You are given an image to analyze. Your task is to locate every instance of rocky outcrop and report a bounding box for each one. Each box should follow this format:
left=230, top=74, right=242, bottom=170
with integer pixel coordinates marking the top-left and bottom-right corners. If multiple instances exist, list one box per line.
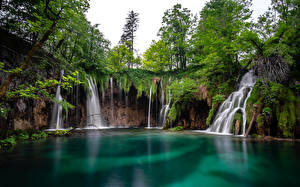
left=100, top=84, right=156, bottom=127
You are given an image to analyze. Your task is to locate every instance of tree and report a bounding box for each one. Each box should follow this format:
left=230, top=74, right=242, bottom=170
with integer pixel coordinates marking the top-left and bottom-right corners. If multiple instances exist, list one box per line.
left=159, top=4, right=192, bottom=70
left=142, top=40, right=171, bottom=71
left=191, top=0, right=253, bottom=84
left=120, top=10, right=139, bottom=68
left=0, top=0, right=90, bottom=100
left=108, top=45, right=132, bottom=72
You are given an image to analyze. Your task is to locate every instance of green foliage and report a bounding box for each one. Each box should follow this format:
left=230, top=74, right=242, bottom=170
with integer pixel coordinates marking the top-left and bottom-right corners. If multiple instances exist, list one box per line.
left=0, top=105, right=10, bottom=118
left=167, top=78, right=198, bottom=123
left=206, top=107, right=216, bottom=126
left=256, top=115, right=265, bottom=128
left=142, top=40, right=171, bottom=71
left=262, top=107, right=272, bottom=116
left=0, top=136, right=17, bottom=149
left=120, top=10, right=139, bottom=61
left=54, top=130, right=71, bottom=136
left=18, top=132, right=29, bottom=141
left=113, top=69, right=160, bottom=98
left=168, top=78, right=198, bottom=104
left=168, top=105, right=177, bottom=122
left=31, top=131, right=48, bottom=140
left=169, top=126, right=184, bottom=131
left=191, top=0, right=253, bottom=83
left=212, top=94, right=225, bottom=105
left=159, top=4, right=192, bottom=70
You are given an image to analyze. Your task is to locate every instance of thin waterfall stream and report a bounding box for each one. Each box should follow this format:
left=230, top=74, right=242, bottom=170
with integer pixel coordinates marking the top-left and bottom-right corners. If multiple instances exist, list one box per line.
left=147, top=84, right=153, bottom=128
left=207, top=71, right=256, bottom=135
left=50, top=70, right=64, bottom=129
left=110, top=77, right=114, bottom=125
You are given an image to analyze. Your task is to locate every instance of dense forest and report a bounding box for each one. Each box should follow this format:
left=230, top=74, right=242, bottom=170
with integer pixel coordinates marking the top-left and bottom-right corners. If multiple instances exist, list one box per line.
left=0, top=0, right=299, bottom=148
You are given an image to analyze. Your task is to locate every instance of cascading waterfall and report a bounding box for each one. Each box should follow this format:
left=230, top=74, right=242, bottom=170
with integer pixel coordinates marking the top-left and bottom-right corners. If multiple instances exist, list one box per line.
left=207, top=71, right=256, bottom=135
left=110, top=77, right=114, bottom=125
left=162, top=90, right=171, bottom=127
left=86, top=77, right=104, bottom=128
left=50, top=70, right=64, bottom=129
left=147, top=85, right=153, bottom=128
left=158, top=77, right=171, bottom=127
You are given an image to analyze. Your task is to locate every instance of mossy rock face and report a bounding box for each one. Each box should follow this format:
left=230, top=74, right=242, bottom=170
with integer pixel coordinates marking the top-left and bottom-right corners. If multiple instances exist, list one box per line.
left=256, top=115, right=265, bottom=135
left=245, top=81, right=299, bottom=138
left=206, top=106, right=216, bottom=126
left=296, top=95, right=300, bottom=125
left=277, top=88, right=297, bottom=138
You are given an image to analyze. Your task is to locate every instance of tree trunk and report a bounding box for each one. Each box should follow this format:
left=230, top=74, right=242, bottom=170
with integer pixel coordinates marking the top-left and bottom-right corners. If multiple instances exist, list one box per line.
left=0, top=21, right=58, bottom=99
left=245, top=104, right=259, bottom=137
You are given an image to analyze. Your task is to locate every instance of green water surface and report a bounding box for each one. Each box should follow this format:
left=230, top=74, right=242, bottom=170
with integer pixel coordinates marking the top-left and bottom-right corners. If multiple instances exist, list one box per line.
left=0, top=129, right=299, bottom=187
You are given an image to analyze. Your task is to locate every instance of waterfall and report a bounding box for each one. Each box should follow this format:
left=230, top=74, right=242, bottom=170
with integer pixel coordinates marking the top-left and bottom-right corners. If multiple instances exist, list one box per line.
left=118, top=82, right=122, bottom=124
left=207, top=71, right=256, bottom=135
left=50, top=70, right=64, bottom=129
left=147, top=85, right=153, bottom=128
left=86, top=77, right=104, bottom=128
left=75, top=74, right=80, bottom=125
left=125, top=94, right=128, bottom=124
left=162, top=90, right=172, bottom=127
left=158, top=77, right=172, bottom=127
left=110, top=77, right=114, bottom=125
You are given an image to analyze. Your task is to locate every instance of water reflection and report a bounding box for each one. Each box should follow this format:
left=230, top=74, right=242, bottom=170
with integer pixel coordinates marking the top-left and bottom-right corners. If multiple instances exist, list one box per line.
left=1, top=130, right=300, bottom=187
left=213, top=137, right=249, bottom=175
left=53, top=138, right=62, bottom=177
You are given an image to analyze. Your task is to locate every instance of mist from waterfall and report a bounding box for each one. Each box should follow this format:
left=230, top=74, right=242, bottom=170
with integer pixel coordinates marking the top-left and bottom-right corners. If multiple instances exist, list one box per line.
left=86, top=77, right=105, bottom=128
left=207, top=71, right=256, bottom=135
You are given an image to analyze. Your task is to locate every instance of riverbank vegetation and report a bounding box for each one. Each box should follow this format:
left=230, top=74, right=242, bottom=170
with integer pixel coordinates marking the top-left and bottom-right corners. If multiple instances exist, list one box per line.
left=0, top=0, right=299, bottom=141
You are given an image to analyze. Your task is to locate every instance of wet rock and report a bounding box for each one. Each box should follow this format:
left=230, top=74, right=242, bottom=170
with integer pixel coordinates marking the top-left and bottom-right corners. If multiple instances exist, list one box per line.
left=235, top=120, right=240, bottom=135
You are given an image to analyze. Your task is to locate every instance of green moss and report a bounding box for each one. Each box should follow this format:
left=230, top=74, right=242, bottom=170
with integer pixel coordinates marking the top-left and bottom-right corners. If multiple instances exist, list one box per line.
left=0, top=136, right=17, bottom=148
left=247, top=82, right=260, bottom=104
left=18, top=132, right=29, bottom=141
left=278, top=103, right=293, bottom=138
left=234, top=112, right=242, bottom=121
left=169, top=126, right=184, bottom=131
left=54, top=130, right=71, bottom=136
left=256, top=115, right=265, bottom=127
left=206, top=107, right=216, bottom=126
left=276, top=89, right=297, bottom=138
left=31, top=131, right=48, bottom=140
left=168, top=105, right=177, bottom=122
left=262, top=107, right=272, bottom=116
left=296, top=95, right=300, bottom=125
left=212, top=94, right=225, bottom=105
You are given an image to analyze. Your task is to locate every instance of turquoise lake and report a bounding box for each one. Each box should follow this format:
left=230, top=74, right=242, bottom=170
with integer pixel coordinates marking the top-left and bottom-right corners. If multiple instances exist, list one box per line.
left=0, top=129, right=299, bottom=186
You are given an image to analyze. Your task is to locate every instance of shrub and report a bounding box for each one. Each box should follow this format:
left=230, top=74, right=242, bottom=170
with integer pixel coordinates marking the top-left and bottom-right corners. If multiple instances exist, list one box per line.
left=262, top=107, right=272, bottom=116
left=170, top=126, right=184, bottom=131
left=0, top=136, right=17, bottom=148
left=54, top=130, right=71, bottom=136
left=31, top=131, right=48, bottom=140
left=212, top=94, right=225, bottom=105
left=18, top=132, right=29, bottom=141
